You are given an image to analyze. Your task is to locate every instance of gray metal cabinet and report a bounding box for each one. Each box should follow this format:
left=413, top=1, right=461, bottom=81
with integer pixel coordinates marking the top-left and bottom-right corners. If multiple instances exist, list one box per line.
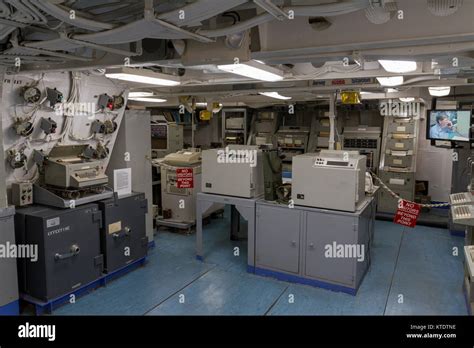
left=304, top=212, right=357, bottom=286
left=256, top=204, right=301, bottom=274
left=255, top=197, right=375, bottom=293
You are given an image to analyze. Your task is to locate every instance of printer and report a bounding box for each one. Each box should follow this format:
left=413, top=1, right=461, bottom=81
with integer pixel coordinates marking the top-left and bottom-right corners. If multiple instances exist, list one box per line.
left=202, top=145, right=263, bottom=198
left=43, top=145, right=108, bottom=189
left=292, top=150, right=366, bottom=212
left=162, top=149, right=201, bottom=166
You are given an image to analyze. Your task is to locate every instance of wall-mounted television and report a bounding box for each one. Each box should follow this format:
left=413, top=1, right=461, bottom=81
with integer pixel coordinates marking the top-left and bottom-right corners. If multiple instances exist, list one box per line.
left=427, top=110, right=472, bottom=142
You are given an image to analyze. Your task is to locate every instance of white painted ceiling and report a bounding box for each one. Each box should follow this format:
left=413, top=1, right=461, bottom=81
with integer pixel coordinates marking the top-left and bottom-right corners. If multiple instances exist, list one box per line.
left=2, top=0, right=473, bottom=107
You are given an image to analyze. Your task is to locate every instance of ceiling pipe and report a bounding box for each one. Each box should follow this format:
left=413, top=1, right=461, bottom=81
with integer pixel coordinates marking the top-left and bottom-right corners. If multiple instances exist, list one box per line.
left=199, top=0, right=371, bottom=38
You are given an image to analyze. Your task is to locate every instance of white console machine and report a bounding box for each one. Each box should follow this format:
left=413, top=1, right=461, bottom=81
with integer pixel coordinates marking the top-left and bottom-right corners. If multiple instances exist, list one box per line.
left=292, top=150, right=367, bottom=212
left=202, top=145, right=263, bottom=198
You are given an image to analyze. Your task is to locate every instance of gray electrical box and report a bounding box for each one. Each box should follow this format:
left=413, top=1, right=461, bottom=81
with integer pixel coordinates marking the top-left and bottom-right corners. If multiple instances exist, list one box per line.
left=98, top=193, right=148, bottom=273
left=14, top=204, right=103, bottom=301
left=0, top=206, right=19, bottom=314
left=11, top=182, right=33, bottom=206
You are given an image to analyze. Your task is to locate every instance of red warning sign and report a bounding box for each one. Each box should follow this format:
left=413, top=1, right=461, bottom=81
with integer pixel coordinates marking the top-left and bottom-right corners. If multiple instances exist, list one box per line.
left=176, top=168, right=193, bottom=189
left=393, top=200, right=421, bottom=228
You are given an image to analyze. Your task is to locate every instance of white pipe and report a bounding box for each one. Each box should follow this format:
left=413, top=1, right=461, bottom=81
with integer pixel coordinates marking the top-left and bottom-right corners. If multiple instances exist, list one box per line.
left=30, top=0, right=115, bottom=31
left=328, top=93, right=336, bottom=150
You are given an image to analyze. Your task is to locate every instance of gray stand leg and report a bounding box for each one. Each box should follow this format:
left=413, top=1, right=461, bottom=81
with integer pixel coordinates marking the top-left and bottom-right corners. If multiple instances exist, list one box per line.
left=196, top=199, right=214, bottom=261
left=235, top=205, right=256, bottom=268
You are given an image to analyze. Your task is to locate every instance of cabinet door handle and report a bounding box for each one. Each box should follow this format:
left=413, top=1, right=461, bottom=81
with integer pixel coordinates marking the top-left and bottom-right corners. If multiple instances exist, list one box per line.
left=291, top=241, right=297, bottom=246
left=309, top=243, right=315, bottom=249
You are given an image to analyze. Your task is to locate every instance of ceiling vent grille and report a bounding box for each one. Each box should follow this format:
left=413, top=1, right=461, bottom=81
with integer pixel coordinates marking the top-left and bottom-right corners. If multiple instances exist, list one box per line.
left=427, top=0, right=463, bottom=16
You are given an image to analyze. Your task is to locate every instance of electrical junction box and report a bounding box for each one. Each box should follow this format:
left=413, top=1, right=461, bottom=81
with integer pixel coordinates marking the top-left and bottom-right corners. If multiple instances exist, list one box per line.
left=202, top=145, right=264, bottom=198
left=292, top=150, right=366, bottom=212
left=14, top=204, right=103, bottom=302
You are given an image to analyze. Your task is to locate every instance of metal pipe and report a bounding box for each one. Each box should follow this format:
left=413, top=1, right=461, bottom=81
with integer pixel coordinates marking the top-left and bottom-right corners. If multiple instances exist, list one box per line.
left=328, top=93, right=336, bottom=150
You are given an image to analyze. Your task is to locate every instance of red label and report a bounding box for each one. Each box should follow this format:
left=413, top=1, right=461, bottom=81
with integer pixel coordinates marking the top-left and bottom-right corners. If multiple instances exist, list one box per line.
left=393, top=200, right=421, bottom=228
left=331, top=79, right=346, bottom=85
left=176, top=168, right=193, bottom=189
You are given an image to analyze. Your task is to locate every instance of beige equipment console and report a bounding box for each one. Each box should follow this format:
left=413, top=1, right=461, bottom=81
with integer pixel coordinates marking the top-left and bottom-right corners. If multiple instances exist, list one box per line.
left=44, top=145, right=108, bottom=189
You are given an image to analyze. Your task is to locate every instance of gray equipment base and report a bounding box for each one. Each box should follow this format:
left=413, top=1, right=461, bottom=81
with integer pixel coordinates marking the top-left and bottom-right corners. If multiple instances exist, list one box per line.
left=33, top=184, right=113, bottom=208
left=196, top=192, right=262, bottom=267
left=254, top=195, right=376, bottom=294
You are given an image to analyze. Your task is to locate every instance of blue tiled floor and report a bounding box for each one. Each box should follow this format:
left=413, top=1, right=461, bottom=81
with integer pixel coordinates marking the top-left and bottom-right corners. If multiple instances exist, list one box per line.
left=52, top=214, right=468, bottom=316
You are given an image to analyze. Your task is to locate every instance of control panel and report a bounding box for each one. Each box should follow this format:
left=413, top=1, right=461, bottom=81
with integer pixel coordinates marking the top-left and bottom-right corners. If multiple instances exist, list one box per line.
left=449, top=192, right=474, bottom=206
left=451, top=204, right=474, bottom=226
left=11, top=182, right=33, bottom=206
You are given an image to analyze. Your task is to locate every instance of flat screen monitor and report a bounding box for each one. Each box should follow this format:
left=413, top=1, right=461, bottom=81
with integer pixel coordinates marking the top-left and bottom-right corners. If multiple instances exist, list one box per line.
left=427, top=110, right=471, bottom=142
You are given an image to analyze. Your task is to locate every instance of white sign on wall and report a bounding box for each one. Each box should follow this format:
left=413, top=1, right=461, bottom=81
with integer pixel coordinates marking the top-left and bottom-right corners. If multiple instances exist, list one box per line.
left=114, top=168, right=132, bottom=197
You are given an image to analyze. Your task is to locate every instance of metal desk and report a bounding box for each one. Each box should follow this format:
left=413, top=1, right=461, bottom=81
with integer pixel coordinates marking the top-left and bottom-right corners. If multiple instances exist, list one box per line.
left=196, top=192, right=262, bottom=267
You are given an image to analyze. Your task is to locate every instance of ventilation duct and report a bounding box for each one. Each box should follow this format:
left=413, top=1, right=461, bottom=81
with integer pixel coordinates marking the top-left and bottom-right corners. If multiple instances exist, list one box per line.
left=427, top=0, right=463, bottom=16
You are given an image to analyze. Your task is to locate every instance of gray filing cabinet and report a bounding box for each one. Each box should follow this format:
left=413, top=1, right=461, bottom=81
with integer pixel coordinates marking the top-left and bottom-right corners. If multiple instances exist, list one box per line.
left=0, top=206, right=19, bottom=314
left=255, top=196, right=375, bottom=293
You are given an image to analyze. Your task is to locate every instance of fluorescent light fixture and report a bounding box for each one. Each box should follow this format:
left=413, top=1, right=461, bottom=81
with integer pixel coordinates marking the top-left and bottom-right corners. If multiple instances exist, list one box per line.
left=217, top=60, right=284, bottom=82
left=259, top=92, right=292, bottom=100
left=399, top=97, right=415, bottom=102
left=195, top=102, right=208, bottom=107
left=386, top=88, right=398, bottom=93
left=377, top=76, right=404, bottom=87
left=128, top=97, right=167, bottom=103
left=105, top=67, right=180, bottom=86
left=129, top=91, right=154, bottom=98
left=428, top=86, right=451, bottom=97
left=378, top=60, right=417, bottom=73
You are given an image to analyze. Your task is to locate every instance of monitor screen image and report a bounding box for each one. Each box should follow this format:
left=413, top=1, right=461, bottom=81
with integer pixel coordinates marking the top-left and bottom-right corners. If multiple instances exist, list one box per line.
left=428, top=110, right=471, bottom=142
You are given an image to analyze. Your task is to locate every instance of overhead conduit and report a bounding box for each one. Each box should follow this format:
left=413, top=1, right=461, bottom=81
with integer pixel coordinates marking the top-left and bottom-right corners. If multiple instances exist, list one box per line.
left=29, top=0, right=116, bottom=31
left=74, top=0, right=248, bottom=44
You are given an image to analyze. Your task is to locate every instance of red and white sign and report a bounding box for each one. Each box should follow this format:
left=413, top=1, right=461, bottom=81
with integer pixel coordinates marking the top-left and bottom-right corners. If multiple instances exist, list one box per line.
left=176, top=168, right=194, bottom=189
left=393, top=199, right=421, bottom=228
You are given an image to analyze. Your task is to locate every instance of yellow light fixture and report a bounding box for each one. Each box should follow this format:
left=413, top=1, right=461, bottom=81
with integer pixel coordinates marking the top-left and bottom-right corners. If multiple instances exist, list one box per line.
left=341, top=90, right=361, bottom=104
left=199, top=110, right=212, bottom=121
